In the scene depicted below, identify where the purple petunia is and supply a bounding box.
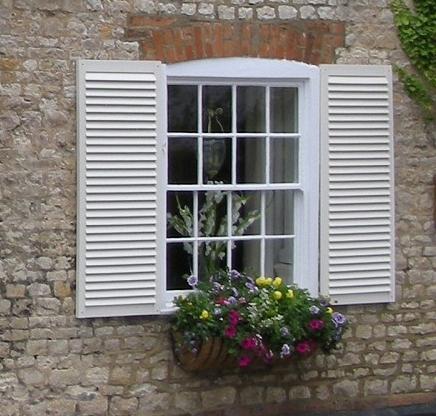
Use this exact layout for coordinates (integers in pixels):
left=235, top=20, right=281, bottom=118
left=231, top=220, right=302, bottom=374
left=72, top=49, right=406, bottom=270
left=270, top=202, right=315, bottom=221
left=280, top=343, right=292, bottom=358
left=332, top=312, right=347, bottom=327
left=245, top=282, right=258, bottom=294
left=187, top=275, right=198, bottom=288
left=309, top=305, right=320, bottom=315
left=280, top=327, right=290, bottom=337
left=227, top=296, right=238, bottom=305
left=230, top=270, right=241, bottom=280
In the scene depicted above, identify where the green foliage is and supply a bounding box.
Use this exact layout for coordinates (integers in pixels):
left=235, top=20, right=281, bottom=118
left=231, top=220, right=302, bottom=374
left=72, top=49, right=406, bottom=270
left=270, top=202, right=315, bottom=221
left=172, top=270, right=348, bottom=368
left=391, top=0, right=436, bottom=122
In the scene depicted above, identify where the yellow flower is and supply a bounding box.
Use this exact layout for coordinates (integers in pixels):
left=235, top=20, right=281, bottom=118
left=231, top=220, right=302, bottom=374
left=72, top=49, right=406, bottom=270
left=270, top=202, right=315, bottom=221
left=200, top=310, right=210, bottom=320
left=273, top=277, right=282, bottom=288
left=256, top=276, right=266, bottom=286
left=273, top=291, right=282, bottom=300
left=286, top=289, right=294, bottom=299
left=326, top=307, right=333, bottom=314
left=265, top=277, right=273, bottom=285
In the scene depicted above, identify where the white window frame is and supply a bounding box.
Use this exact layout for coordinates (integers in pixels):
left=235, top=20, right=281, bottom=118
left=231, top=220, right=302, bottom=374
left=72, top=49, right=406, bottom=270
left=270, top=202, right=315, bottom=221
left=159, top=58, right=320, bottom=310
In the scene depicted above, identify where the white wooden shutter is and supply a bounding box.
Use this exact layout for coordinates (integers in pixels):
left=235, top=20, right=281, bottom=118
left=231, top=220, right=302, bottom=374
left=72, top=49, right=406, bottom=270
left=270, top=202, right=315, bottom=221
left=76, top=60, right=166, bottom=318
left=320, top=65, right=395, bottom=305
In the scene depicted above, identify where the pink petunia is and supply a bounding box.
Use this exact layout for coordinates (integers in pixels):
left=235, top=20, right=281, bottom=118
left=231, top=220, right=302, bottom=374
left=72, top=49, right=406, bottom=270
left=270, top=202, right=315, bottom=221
left=308, top=319, right=325, bottom=332
left=295, top=340, right=312, bottom=356
left=241, top=337, right=257, bottom=350
left=239, top=355, right=252, bottom=368
left=224, top=326, right=237, bottom=338
left=229, top=310, right=241, bottom=326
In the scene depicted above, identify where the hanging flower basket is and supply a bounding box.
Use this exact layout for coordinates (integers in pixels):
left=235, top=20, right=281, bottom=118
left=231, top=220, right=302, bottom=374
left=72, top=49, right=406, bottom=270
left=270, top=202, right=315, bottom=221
left=171, top=270, right=349, bottom=372
left=172, top=332, right=236, bottom=372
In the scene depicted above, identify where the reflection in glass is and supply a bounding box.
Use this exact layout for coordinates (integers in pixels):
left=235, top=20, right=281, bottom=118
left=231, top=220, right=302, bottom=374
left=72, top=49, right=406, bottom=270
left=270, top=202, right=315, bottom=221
left=167, top=242, right=193, bottom=290
left=237, top=86, right=265, bottom=133
left=231, top=192, right=261, bottom=236
left=237, top=137, right=265, bottom=183
left=232, top=240, right=260, bottom=276
left=168, top=138, right=197, bottom=184
left=270, top=87, right=298, bottom=133
left=198, top=191, right=227, bottom=237
left=167, top=192, right=193, bottom=238
left=202, top=86, right=232, bottom=133
left=199, top=241, right=227, bottom=279
left=270, top=138, right=298, bottom=183
left=168, top=85, right=197, bottom=132
left=203, top=137, right=231, bottom=183
left=265, top=239, right=294, bottom=284
left=265, top=191, right=294, bottom=235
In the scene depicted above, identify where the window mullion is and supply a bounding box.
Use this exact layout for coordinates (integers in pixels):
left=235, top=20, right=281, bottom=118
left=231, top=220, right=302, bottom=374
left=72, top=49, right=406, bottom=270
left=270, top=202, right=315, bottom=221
left=260, top=190, right=266, bottom=276
left=193, top=191, right=199, bottom=278
left=226, top=191, right=232, bottom=270
left=265, top=86, right=270, bottom=185
left=231, top=84, right=237, bottom=186
left=198, top=85, right=203, bottom=185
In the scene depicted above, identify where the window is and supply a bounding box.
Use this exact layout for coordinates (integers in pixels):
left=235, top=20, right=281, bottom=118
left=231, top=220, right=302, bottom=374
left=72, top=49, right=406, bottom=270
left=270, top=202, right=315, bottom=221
left=76, top=59, right=394, bottom=318
left=162, top=59, right=319, bottom=309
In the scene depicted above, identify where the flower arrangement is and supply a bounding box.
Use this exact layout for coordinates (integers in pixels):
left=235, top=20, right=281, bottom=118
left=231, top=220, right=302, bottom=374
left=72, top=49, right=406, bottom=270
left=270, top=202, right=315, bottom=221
left=171, top=269, right=348, bottom=370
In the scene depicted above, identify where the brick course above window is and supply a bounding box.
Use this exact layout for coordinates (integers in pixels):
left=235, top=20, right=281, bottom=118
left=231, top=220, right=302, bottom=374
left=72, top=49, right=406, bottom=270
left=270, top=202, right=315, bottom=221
left=126, top=18, right=345, bottom=65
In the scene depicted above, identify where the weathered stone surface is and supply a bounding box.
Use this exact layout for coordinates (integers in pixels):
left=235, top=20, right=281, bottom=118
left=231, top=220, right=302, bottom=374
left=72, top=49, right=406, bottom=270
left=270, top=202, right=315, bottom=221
left=109, top=397, right=138, bottom=415
left=201, top=387, right=237, bottom=408
left=77, top=396, right=108, bottom=416
left=0, top=1, right=435, bottom=415
left=333, top=380, right=359, bottom=397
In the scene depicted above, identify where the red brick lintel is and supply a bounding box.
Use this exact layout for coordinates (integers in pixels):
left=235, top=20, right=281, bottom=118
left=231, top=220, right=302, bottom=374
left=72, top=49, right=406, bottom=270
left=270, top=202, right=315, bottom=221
left=126, top=17, right=345, bottom=65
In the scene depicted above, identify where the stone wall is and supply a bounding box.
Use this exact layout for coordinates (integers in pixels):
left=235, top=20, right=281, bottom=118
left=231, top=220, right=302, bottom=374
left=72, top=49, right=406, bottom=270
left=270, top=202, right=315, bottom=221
left=0, top=0, right=435, bottom=415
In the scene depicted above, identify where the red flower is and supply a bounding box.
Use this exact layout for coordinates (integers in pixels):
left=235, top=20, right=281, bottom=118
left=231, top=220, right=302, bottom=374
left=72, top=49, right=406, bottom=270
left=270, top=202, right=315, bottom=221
left=309, top=319, right=325, bottom=332
left=296, top=340, right=312, bottom=356
left=241, top=337, right=257, bottom=350
left=239, top=355, right=252, bottom=368
left=225, top=326, right=237, bottom=338
left=229, top=310, right=241, bottom=326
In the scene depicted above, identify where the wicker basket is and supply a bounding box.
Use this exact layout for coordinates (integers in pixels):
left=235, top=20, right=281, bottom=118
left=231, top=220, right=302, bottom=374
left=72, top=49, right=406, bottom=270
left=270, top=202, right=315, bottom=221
left=172, top=333, right=236, bottom=372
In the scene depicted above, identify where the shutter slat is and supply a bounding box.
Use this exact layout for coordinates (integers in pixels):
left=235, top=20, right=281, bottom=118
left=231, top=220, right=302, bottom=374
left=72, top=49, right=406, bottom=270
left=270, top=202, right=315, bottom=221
left=86, top=272, right=155, bottom=282
left=86, top=97, right=156, bottom=106
left=320, top=65, right=394, bottom=305
left=86, top=89, right=156, bottom=98
left=86, top=281, right=156, bottom=290
left=77, top=59, right=164, bottom=318
left=86, top=72, right=156, bottom=81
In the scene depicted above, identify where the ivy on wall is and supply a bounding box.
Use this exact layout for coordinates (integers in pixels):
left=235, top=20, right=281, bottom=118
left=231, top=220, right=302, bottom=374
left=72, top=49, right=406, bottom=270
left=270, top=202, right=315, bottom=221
left=391, top=0, right=435, bottom=122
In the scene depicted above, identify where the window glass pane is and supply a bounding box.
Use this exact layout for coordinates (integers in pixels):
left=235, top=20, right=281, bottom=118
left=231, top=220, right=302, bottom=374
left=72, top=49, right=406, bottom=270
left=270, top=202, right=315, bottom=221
left=232, top=240, right=260, bottom=276
left=231, top=191, right=261, bottom=236
left=168, top=85, right=197, bottom=132
left=236, top=137, right=265, bottom=183
left=265, top=239, right=294, bottom=284
left=270, top=137, right=298, bottom=183
left=265, top=191, right=294, bottom=235
left=198, top=191, right=227, bottom=237
left=270, top=87, right=298, bottom=133
left=203, top=137, right=231, bottom=183
left=167, top=192, right=193, bottom=238
left=167, top=242, right=193, bottom=290
left=237, top=86, right=265, bottom=133
left=168, top=137, right=197, bottom=184
left=202, top=86, right=232, bottom=133
left=198, top=241, right=227, bottom=279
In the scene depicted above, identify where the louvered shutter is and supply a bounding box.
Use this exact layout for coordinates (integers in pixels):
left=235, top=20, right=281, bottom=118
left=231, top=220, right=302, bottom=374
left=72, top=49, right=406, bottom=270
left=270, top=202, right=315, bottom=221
left=320, top=65, right=395, bottom=305
left=76, top=60, right=166, bottom=318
